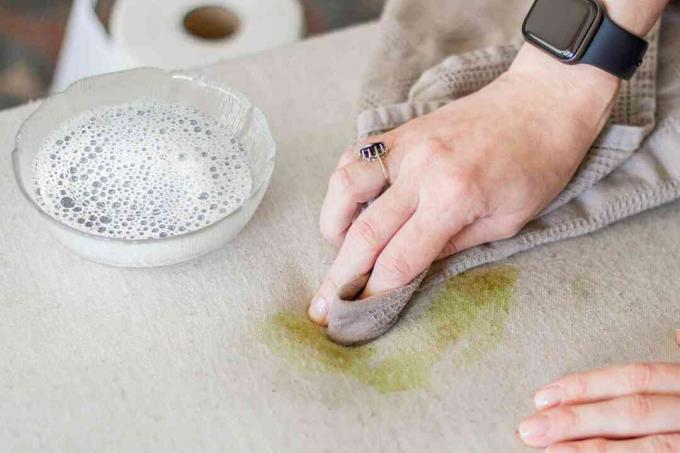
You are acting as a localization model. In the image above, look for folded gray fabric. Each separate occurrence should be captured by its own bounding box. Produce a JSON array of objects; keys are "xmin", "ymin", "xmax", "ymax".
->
[{"xmin": 327, "ymin": 0, "xmax": 680, "ymax": 345}]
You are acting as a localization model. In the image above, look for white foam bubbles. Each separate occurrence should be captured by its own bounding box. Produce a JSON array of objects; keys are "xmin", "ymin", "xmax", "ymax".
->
[{"xmin": 32, "ymin": 100, "xmax": 252, "ymax": 240}]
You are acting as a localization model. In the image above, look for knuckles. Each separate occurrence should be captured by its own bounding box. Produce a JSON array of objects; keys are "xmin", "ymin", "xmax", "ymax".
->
[
  {"xmin": 338, "ymin": 147, "xmax": 358, "ymax": 167},
  {"xmin": 494, "ymin": 221, "xmax": 524, "ymax": 241},
  {"xmin": 588, "ymin": 439, "xmax": 609, "ymax": 453},
  {"xmin": 550, "ymin": 435, "xmax": 680, "ymax": 453},
  {"xmin": 330, "ymin": 166, "xmax": 354, "ymax": 194},
  {"xmin": 374, "ymin": 251, "xmax": 414, "ymax": 286},
  {"xmin": 446, "ymin": 173, "xmax": 484, "ymax": 202},
  {"xmin": 624, "ymin": 362, "xmax": 654, "ymax": 394},
  {"xmin": 400, "ymin": 136, "xmax": 494, "ymax": 219},
  {"xmin": 438, "ymin": 239, "xmax": 459, "ymax": 260},
  {"xmin": 418, "ymin": 166, "xmax": 488, "ymax": 218},
  {"xmin": 621, "ymin": 394, "xmax": 655, "ymax": 424},
  {"xmin": 578, "ymin": 438, "xmax": 609, "ymax": 453},
  {"xmin": 648, "ymin": 434, "xmax": 680, "ymax": 453},
  {"xmin": 410, "ymin": 138, "xmax": 451, "ymax": 169},
  {"xmin": 552, "ymin": 406, "xmax": 582, "ymax": 435},
  {"xmin": 563, "ymin": 372, "xmax": 590, "ymax": 402},
  {"xmin": 319, "ymin": 221, "xmax": 342, "ymax": 247},
  {"xmin": 346, "ymin": 218, "xmax": 381, "ymax": 253}
]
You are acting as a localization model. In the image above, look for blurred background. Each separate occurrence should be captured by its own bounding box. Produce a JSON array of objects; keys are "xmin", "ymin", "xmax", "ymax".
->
[{"xmin": 0, "ymin": 0, "xmax": 384, "ymax": 110}]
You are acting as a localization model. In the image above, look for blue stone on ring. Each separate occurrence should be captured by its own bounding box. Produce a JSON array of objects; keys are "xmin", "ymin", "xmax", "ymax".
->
[{"xmin": 359, "ymin": 142, "xmax": 387, "ymax": 161}]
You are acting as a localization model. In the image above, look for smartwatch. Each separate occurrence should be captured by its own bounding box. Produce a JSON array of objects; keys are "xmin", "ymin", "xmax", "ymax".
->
[{"xmin": 522, "ymin": 0, "xmax": 649, "ymax": 80}]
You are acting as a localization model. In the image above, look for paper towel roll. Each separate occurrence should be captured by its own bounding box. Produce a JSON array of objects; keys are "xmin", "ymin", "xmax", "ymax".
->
[
  {"xmin": 112, "ymin": 0, "xmax": 303, "ymax": 69},
  {"xmin": 51, "ymin": 0, "xmax": 128, "ymax": 92},
  {"xmin": 52, "ymin": 0, "xmax": 303, "ymax": 92}
]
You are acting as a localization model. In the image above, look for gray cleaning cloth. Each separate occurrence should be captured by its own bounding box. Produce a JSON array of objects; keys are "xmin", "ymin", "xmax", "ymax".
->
[{"xmin": 327, "ymin": 0, "xmax": 680, "ymax": 345}]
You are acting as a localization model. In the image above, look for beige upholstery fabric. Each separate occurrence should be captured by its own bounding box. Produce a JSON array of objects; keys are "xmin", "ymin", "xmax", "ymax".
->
[
  {"xmin": 327, "ymin": 0, "xmax": 680, "ymax": 345},
  {"xmin": 1, "ymin": 19, "xmax": 679, "ymax": 453}
]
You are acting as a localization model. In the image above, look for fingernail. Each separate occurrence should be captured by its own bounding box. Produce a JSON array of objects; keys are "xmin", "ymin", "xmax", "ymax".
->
[
  {"xmin": 309, "ymin": 296, "xmax": 329, "ymax": 322},
  {"xmin": 518, "ymin": 415, "xmax": 549, "ymax": 441},
  {"xmin": 534, "ymin": 385, "xmax": 563, "ymax": 409}
]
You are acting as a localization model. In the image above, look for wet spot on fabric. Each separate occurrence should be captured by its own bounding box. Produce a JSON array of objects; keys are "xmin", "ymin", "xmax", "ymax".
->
[
  {"xmin": 262, "ymin": 265, "xmax": 518, "ymax": 394},
  {"xmin": 426, "ymin": 264, "xmax": 519, "ymax": 367},
  {"xmin": 569, "ymin": 275, "xmax": 591, "ymax": 299}
]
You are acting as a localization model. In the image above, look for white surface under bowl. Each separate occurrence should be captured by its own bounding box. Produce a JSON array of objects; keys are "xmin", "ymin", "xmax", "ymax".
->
[{"xmin": 13, "ymin": 68, "xmax": 276, "ymax": 267}]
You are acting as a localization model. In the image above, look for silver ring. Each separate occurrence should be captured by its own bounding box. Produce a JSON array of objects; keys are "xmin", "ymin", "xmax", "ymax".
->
[{"xmin": 359, "ymin": 142, "xmax": 390, "ymax": 185}]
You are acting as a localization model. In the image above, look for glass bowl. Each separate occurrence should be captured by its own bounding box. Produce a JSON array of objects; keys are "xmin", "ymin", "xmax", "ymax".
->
[{"xmin": 13, "ymin": 68, "xmax": 276, "ymax": 267}]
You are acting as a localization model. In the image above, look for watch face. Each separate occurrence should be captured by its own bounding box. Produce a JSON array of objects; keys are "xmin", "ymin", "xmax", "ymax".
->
[{"xmin": 523, "ymin": 0, "xmax": 600, "ymax": 60}]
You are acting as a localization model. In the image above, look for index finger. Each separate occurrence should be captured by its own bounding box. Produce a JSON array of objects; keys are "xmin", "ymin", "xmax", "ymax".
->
[
  {"xmin": 534, "ymin": 363, "xmax": 680, "ymax": 410},
  {"xmin": 309, "ymin": 181, "xmax": 417, "ymax": 325}
]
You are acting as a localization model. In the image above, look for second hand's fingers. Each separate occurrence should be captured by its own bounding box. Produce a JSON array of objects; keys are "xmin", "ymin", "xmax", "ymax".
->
[
  {"xmin": 546, "ymin": 434, "xmax": 680, "ymax": 453},
  {"xmin": 518, "ymin": 394, "xmax": 680, "ymax": 448},
  {"xmin": 309, "ymin": 181, "xmax": 418, "ymax": 325},
  {"xmin": 534, "ymin": 363, "xmax": 680, "ymax": 411},
  {"xmin": 363, "ymin": 202, "xmax": 475, "ymax": 296}
]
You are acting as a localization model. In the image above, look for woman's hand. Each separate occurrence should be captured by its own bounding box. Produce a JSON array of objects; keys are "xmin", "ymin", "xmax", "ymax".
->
[
  {"xmin": 308, "ymin": 44, "xmax": 621, "ymax": 325},
  {"xmin": 519, "ymin": 363, "xmax": 680, "ymax": 452}
]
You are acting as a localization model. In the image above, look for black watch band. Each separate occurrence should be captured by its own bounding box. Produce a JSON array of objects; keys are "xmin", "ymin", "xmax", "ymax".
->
[
  {"xmin": 581, "ymin": 15, "xmax": 649, "ymax": 80},
  {"xmin": 522, "ymin": 0, "xmax": 649, "ymax": 81}
]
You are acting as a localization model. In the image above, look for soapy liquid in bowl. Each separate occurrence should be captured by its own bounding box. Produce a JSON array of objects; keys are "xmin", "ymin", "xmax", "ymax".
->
[{"xmin": 32, "ymin": 100, "xmax": 252, "ymax": 240}]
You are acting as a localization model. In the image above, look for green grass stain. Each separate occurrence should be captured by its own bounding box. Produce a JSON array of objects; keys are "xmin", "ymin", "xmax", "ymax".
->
[{"xmin": 261, "ymin": 265, "xmax": 518, "ymax": 394}]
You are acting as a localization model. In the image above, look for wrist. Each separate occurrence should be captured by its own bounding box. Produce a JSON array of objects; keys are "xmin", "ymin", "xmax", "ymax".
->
[
  {"xmin": 510, "ymin": 0, "xmax": 668, "ymax": 131},
  {"xmin": 506, "ymin": 43, "xmax": 620, "ymax": 134},
  {"xmin": 600, "ymin": 0, "xmax": 668, "ymax": 37}
]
